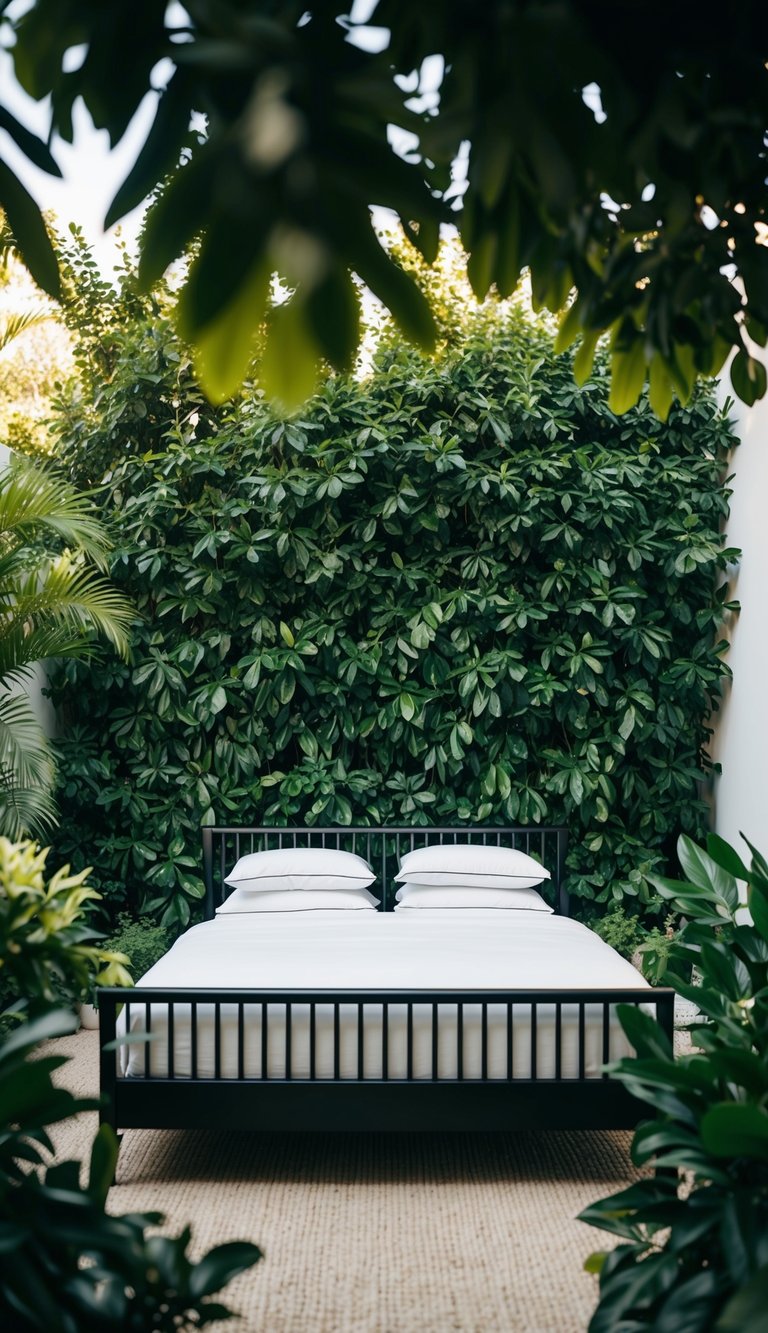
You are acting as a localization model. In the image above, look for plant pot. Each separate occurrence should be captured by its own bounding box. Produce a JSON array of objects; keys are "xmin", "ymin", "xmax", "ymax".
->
[
  {"xmin": 674, "ymin": 994, "xmax": 701, "ymax": 1028},
  {"xmin": 78, "ymin": 1002, "xmax": 100, "ymax": 1030}
]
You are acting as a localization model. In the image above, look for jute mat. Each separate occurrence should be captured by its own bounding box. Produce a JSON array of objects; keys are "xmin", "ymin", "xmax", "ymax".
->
[{"xmin": 44, "ymin": 1031, "xmax": 641, "ymax": 1333}]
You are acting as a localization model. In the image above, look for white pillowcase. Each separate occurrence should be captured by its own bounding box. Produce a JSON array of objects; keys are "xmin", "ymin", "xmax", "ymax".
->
[
  {"xmin": 394, "ymin": 843, "xmax": 550, "ymax": 889},
  {"xmin": 224, "ymin": 846, "xmax": 376, "ymax": 894},
  {"xmin": 394, "ymin": 883, "xmax": 554, "ymax": 911},
  {"xmin": 217, "ymin": 887, "xmax": 380, "ymax": 914}
]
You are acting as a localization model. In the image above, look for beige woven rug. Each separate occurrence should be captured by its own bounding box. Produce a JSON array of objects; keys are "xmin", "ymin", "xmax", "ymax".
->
[{"xmin": 46, "ymin": 1031, "xmax": 641, "ymax": 1333}]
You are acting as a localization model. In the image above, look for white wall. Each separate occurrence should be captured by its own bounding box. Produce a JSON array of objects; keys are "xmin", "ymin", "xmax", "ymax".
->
[{"xmin": 710, "ymin": 386, "xmax": 768, "ymax": 851}]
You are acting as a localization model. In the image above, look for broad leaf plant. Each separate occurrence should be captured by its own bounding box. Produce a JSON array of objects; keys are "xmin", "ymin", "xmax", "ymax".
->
[{"xmin": 580, "ymin": 833, "xmax": 768, "ymax": 1332}]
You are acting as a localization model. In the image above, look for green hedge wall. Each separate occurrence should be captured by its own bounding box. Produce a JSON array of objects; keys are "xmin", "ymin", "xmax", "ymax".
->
[{"xmin": 50, "ymin": 293, "xmax": 737, "ymax": 928}]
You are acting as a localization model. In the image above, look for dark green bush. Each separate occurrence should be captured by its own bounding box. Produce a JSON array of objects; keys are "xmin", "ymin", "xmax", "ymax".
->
[
  {"xmin": 581, "ymin": 833, "xmax": 768, "ymax": 1332},
  {"xmin": 102, "ymin": 913, "xmax": 171, "ymax": 983},
  {"xmin": 48, "ymin": 250, "xmax": 737, "ymax": 928}
]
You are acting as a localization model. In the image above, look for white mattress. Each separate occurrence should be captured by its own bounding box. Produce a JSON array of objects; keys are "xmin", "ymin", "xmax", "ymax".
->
[{"xmin": 119, "ymin": 910, "xmax": 652, "ymax": 1081}]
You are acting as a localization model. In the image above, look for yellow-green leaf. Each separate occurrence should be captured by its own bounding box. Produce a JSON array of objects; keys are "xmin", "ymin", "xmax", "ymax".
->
[
  {"xmin": 260, "ymin": 298, "xmax": 319, "ymax": 413},
  {"xmin": 554, "ymin": 301, "xmax": 583, "ymax": 355},
  {"xmin": 609, "ymin": 338, "xmax": 646, "ymax": 414},
  {"xmin": 190, "ymin": 261, "xmax": 269, "ymax": 405},
  {"xmin": 573, "ymin": 330, "xmax": 600, "ymax": 386}
]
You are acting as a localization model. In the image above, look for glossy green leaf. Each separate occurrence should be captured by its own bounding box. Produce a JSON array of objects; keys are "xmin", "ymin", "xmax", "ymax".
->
[
  {"xmin": 716, "ymin": 1264, "xmax": 768, "ymax": 1331},
  {"xmin": 731, "ymin": 349, "xmax": 767, "ymax": 408},
  {"xmin": 648, "ymin": 354, "xmax": 675, "ymax": 422},
  {"xmin": 188, "ymin": 1241, "xmax": 263, "ymax": 1298},
  {"xmin": 105, "ymin": 70, "xmax": 192, "ymax": 229},
  {"xmin": 701, "ymin": 1103, "xmax": 768, "ymax": 1161},
  {"xmin": 0, "ymin": 157, "xmax": 60, "ymax": 298}
]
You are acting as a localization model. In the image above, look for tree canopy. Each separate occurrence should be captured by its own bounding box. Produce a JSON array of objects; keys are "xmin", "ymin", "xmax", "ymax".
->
[{"xmin": 1, "ymin": 1, "xmax": 768, "ymax": 414}]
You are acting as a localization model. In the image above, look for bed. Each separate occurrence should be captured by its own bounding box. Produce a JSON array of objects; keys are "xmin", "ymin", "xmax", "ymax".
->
[{"xmin": 98, "ymin": 826, "xmax": 674, "ymax": 1140}]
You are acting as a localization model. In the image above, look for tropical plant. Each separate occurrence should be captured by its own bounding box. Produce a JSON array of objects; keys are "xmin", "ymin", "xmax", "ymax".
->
[
  {"xmin": 580, "ymin": 832, "xmax": 768, "ymax": 1332},
  {"xmin": 0, "ymin": 456, "xmax": 133, "ymax": 837},
  {"xmin": 0, "ymin": 837, "xmax": 131, "ymax": 1018},
  {"xmin": 46, "ymin": 248, "xmax": 737, "ymax": 928},
  {"xmin": 0, "ymin": 838, "xmax": 262, "ymax": 1330},
  {"xmin": 2, "ymin": 3, "xmax": 768, "ymax": 415}
]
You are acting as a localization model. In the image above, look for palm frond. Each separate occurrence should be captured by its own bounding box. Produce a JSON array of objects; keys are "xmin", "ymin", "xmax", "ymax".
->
[
  {"xmin": 0, "ymin": 307, "xmax": 53, "ymax": 353},
  {"xmin": 0, "ymin": 692, "xmax": 56, "ymax": 792},
  {"xmin": 0, "ymin": 770, "xmax": 58, "ymax": 840},
  {"xmin": 0, "ymin": 626, "xmax": 94, "ymax": 680},
  {"xmin": 0, "ymin": 460, "xmax": 114, "ymax": 568},
  {"xmin": 0, "ymin": 555, "xmax": 134, "ymax": 658}
]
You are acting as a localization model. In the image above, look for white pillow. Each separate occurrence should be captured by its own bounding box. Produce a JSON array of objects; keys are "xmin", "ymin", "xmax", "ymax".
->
[
  {"xmin": 394, "ymin": 883, "xmax": 554, "ymax": 911},
  {"xmin": 394, "ymin": 843, "xmax": 550, "ymax": 888},
  {"xmin": 216, "ymin": 887, "xmax": 380, "ymax": 914},
  {"xmin": 224, "ymin": 846, "xmax": 376, "ymax": 893}
]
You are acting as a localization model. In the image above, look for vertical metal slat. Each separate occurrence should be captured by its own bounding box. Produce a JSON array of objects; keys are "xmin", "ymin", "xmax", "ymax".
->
[
  {"xmin": 579, "ymin": 1002, "xmax": 586, "ymax": 1080},
  {"xmin": 555, "ymin": 1002, "xmax": 562, "ymax": 1080},
  {"xmin": 167, "ymin": 1002, "xmax": 175, "ymax": 1079},
  {"xmin": 357, "ymin": 1004, "xmax": 364, "ymax": 1078}
]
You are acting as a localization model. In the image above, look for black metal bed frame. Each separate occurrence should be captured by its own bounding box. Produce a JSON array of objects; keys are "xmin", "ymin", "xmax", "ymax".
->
[{"xmin": 98, "ymin": 826, "xmax": 675, "ymax": 1140}]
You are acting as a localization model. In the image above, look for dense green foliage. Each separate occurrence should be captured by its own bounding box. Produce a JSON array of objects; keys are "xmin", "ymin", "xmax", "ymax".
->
[
  {"xmin": 101, "ymin": 914, "xmax": 171, "ymax": 985},
  {"xmin": 581, "ymin": 833, "xmax": 768, "ymax": 1333},
  {"xmin": 3, "ymin": 5, "xmax": 768, "ymax": 416},
  {"xmin": 47, "ymin": 252, "xmax": 737, "ymax": 928}
]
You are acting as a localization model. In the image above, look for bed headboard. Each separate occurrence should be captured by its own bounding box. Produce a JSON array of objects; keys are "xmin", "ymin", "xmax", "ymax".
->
[{"xmin": 201, "ymin": 825, "xmax": 569, "ymax": 920}]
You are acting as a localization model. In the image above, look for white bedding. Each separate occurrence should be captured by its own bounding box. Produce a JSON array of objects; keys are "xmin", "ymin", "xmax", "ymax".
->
[{"xmin": 119, "ymin": 910, "xmax": 651, "ymax": 1081}]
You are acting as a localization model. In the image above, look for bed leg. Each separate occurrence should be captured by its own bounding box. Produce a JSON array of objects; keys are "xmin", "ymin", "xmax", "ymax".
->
[{"xmin": 98, "ymin": 990, "xmax": 122, "ymax": 1182}]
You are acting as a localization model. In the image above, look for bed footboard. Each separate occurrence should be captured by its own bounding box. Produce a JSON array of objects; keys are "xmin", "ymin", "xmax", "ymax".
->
[{"xmin": 98, "ymin": 986, "xmax": 675, "ymax": 1136}]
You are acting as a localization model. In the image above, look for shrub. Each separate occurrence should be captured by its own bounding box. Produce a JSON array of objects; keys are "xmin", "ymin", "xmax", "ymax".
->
[
  {"xmin": 580, "ymin": 833, "xmax": 768, "ymax": 1332},
  {"xmin": 591, "ymin": 907, "xmax": 646, "ymax": 961},
  {"xmin": 102, "ymin": 913, "xmax": 171, "ymax": 982},
  {"xmin": 48, "ymin": 248, "xmax": 737, "ymax": 928}
]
